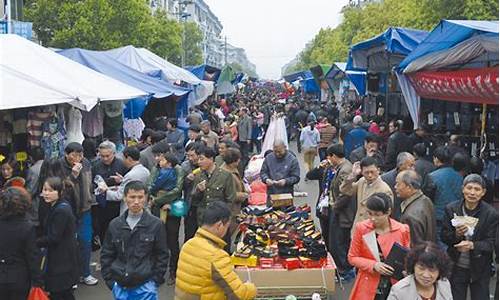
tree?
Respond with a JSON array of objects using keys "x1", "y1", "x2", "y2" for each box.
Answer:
[
  {"x1": 24, "y1": 0, "x2": 183, "y2": 61},
  {"x1": 284, "y1": 0, "x2": 499, "y2": 74},
  {"x1": 182, "y1": 21, "x2": 203, "y2": 66}
]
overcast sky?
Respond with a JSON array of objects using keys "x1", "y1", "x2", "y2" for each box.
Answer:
[{"x1": 204, "y1": 0, "x2": 350, "y2": 79}]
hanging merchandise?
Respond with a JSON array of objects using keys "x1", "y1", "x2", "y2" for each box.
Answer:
[
  {"x1": 103, "y1": 101, "x2": 124, "y2": 146},
  {"x1": 123, "y1": 118, "x2": 146, "y2": 141},
  {"x1": 12, "y1": 108, "x2": 28, "y2": 152},
  {"x1": 41, "y1": 114, "x2": 66, "y2": 159},
  {"x1": 82, "y1": 105, "x2": 104, "y2": 138},
  {"x1": 27, "y1": 111, "x2": 54, "y2": 148},
  {"x1": 0, "y1": 112, "x2": 13, "y2": 152},
  {"x1": 65, "y1": 107, "x2": 85, "y2": 144}
]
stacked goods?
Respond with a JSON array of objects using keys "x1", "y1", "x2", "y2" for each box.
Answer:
[{"x1": 231, "y1": 204, "x2": 328, "y2": 270}]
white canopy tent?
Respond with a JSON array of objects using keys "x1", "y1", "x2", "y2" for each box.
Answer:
[
  {"x1": 0, "y1": 34, "x2": 147, "y2": 111},
  {"x1": 104, "y1": 46, "x2": 214, "y2": 107}
]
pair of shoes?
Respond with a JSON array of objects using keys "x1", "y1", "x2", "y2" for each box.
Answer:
[
  {"x1": 80, "y1": 275, "x2": 99, "y2": 286},
  {"x1": 167, "y1": 275, "x2": 176, "y2": 286}
]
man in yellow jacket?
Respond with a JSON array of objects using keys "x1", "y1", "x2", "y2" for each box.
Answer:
[{"x1": 175, "y1": 201, "x2": 257, "y2": 299}]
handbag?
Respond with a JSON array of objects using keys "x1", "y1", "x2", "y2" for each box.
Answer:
[{"x1": 27, "y1": 287, "x2": 49, "y2": 300}]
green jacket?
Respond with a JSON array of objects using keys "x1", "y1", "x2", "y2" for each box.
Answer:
[
  {"x1": 191, "y1": 166, "x2": 237, "y2": 221},
  {"x1": 148, "y1": 165, "x2": 184, "y2": 217}
]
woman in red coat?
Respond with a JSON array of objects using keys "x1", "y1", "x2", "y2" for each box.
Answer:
[{"x1": 348, "y1": 193, "x2": 411, "y2": 300}]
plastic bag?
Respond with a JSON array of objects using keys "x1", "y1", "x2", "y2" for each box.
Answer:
[
  {"x1": 112, "y1": 281, "x2": 158, "y2": 300},
  {"x1": 249, "y1": 180, "x2": 267, "y2": 206},
  {"x1": 170, "y1": 199, "x2": 188, "y2": 217},
  {"x1": 28, "y1": 287, "x2": 49, "y2": 300}
]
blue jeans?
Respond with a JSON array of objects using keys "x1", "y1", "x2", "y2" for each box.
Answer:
[
  {"x1": 112, "y1": 280, "x2": 158, "y2": 300},
  {"x1": 77, "y1": 210, "x2": 93, "y2": 277}
]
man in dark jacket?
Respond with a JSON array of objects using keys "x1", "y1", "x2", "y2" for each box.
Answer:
[
  {"x1": 92, "y1": 141, "x2": 128, "y2": 243},
  {"x1": 381, "y1": 152, "x2": 415, "y2": 220},
  {"x1": 101, "y1": 181, "x2": 169, "y2": 297},
  {"x1": 260, "y1": 139, "x2": 300, "y2": 197},
  {"x1": 412, "y1": 143, "x2": 435, "y2": 180},
  {"x1": 325, "y1": 144, "x2": 355, "y2": 281},
  {"x1": 349, "y1": 133, "x2": 384, "y2": 166},
  {"x1": 396, "y1": 170, "x2": 436, "y2": 246},
  {"x1": 442, "y1": 174, "x2": 498, "y2": 300},
  {"x1": 182, "y1": 142, "x2": 202, "y2": 242},
  {"x1": 384, "y1": 120, "x2": 412, "y2": 171},
  {"x1": 237, "y1": 107, "x2": 253, "y2": 167}
]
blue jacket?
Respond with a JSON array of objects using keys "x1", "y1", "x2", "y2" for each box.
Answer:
[
  {"x1": 427, "y1": 167, "x2": 463, "y2": 221},
  {"x1": 150, "y1": 167, "x2": 177, "y2": 196},
  {"x1": 343, "y1": 127, "x2": 367, "y2": 157}
]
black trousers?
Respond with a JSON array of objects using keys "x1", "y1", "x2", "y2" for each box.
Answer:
[
  {"x1": 328, "y1": 212, "x2": 352, "y2": 273},
  {"x1": 166, "y1": 215, "x2": 181, "y2": 277},
  {"x1": 0, "y1": 285, "x2": 29, "y2": 300},
  {"x1": 238, "y1": 141, "x2": 251, "y2": 166},
  {"x1": 49, "y1": 289, "x2": 75, "y2": 300},
  {"x1": 317, "y1": 209, "x2": 330, "y2": 251},
  {"x1": 184, "y1": 206, "x2": 198, "y2": 242},
  {"x1": 450, "y1": 266, "x2": 490, "y2": 300},
  {"x1": 96, "y1": 201, "x2": 121, "y2": 241}
]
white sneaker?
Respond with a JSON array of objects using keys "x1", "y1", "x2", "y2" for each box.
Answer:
[{"x1": 81, "y1": 275, "x2": 99, "y2": 286}]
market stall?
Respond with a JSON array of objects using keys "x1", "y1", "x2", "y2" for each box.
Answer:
[
  {"x1": 232, "y1": 203, "x2": 336, "y2": 299},
  {"x1": 0, "y1": 34, "x2": 149, "y2": 157},
  {"x1": 346, "y1": 27, "x2": 428, "y2": 125},
  {"x1": 396, "y1": 20, "x2": 499, "y2": 204}
]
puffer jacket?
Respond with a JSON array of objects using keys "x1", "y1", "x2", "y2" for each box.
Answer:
[{"x1": 175, "y1": 228, "x2": 257, "y2": 300}]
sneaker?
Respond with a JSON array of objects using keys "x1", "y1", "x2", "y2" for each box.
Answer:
[
  {"x1": 72, "y1": 284, "x2": 78, "y2": 290},
  {"x1": 81, "y1": 275, "x2": 99, "y2": 286}
]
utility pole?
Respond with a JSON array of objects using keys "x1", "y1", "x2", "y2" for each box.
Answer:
[{"x1": 224, "y1": 36, "x2": 228, "y2": 66}]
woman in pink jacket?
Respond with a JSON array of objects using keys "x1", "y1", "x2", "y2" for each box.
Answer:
[{"x1": 348, "y1": 193, "x2": 411, "y2": 300}]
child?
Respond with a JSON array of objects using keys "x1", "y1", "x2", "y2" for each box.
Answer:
[{"x1": 150, "y1": 153, "x2": 179, "y2": 196}]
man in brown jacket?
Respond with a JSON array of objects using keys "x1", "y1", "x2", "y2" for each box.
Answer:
[
  {"x1": 340, "y1": 156, "x2": 393, "y2": 228},
  {"x1": 396, "y1": 170, "x2": 437, "y2": 246}
]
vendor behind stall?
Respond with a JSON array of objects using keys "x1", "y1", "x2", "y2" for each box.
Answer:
[{"x1": 260, "y1": 139, "x2": 300, "y2": 197}]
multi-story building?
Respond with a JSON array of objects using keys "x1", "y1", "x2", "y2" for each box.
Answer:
[
  {"x1": 150, "y1": 0, "x2": 256, "y2": 74},
  {"x1": 183, "y1": 0, "x2": 224, "y2": 67}
]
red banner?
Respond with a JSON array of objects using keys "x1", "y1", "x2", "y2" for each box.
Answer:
[{"x1": 408, "y1": 67, "x2": 499, "y2": 105}]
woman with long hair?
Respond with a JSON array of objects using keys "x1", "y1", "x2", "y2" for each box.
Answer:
[
  {"x1": 37, "y1": 177, "x2": 79, "y2": 300},
  {"x1": 348, "y1": 192, "x2": 411, "y2": 300}
]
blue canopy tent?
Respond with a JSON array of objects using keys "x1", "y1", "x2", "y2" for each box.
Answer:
[
  {"x1": 299, "y1": 77, "x2": 320, "y2": 94},
  {"x1": 283, "y1": 70, "x2": 313, "y2": 83},
  {"x1": 185, "y1": 64, "x2": 221, "y2": 82},
  {"x1": 57, "y1": 48, "x2": 190, "y2": 118},
  {"x1": 325, "y1": 62, "x2": 367, "y2": 96},
  {"x1": 396, "y1": 20, "x2": 499, "y2": 128},
  {"x1": 348, "y1": 27, "x2": 429, "y2": 72},
  {"x1": 346, "y1": 27, "x2": 428, "y2": 126}
]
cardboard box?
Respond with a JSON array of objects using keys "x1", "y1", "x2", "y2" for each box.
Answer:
[
  {"x1": 235, "y1": 255, "x2": 336, "y2": 296},
  {"x1": 270, "y1": 193, "x2": 294, "y2": 207}
]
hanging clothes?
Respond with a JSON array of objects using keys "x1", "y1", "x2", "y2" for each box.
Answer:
[
  {"x1": 0, "y1": 111, "x2": 13, "y2": 148},
  {"x1": 82, "y1": 105, "x2": 104, "y2": 138},
  {"x1": 27, "y1": 111, "x2": 54, "y2": 148},
  {"x1": 123, "y1": 118, "x2": 146, "y2": 141},
  {"x1": 41, "y1": 116, "x2": 66, "y2": 159},
  {"x1": 103, "y1": 101, "x2": 124, "y2": 146},
  {"x1": 65, "y1": 107, "x2": 85, "y2": 144}
]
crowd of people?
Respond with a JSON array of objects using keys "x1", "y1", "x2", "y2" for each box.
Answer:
[{"x1": 0, "y1": 83, "x2": 497, "y2": 300}]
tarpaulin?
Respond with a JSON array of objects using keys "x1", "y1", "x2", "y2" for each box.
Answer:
[
  {"x1": 399, "y1": 20, "x2": 499, "y2": 72},
  {"x1": 408, "y1": 67, "x2": 499, "y2": 105},
  {"x1": 349, "y1": 27, "x2": 428, "y2": 72}
]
